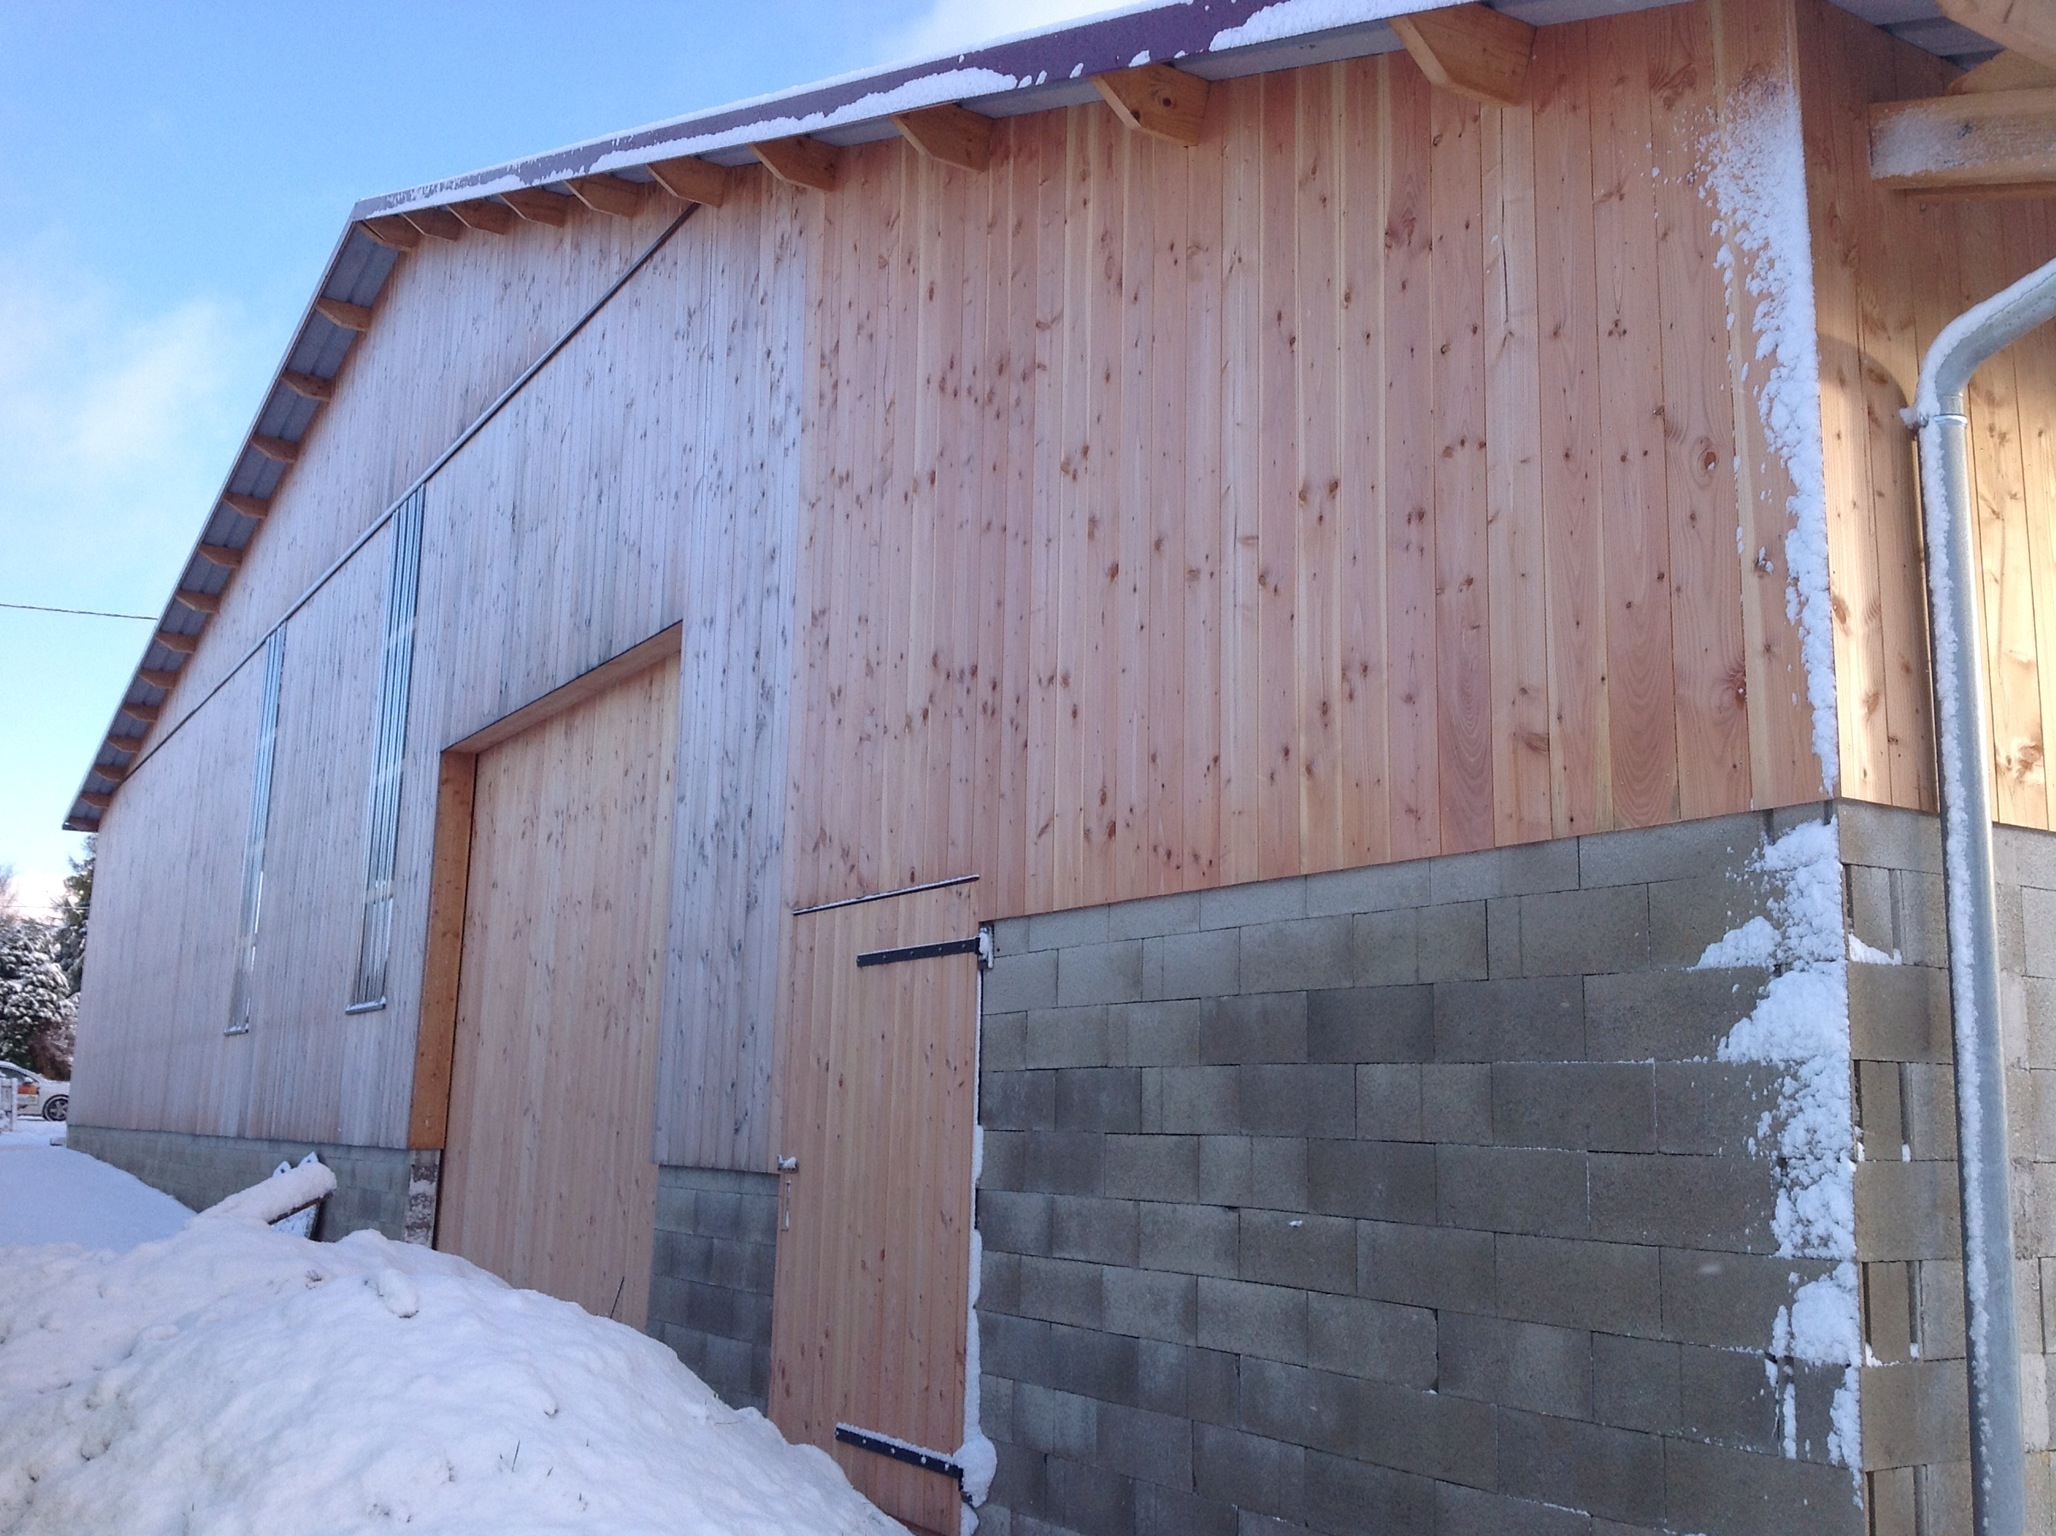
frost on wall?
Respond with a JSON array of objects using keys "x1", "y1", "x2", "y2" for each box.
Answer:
[
  {"x1": 1706, "y1": 68, "x2": 1840, "y2": 796},
  {"x1": 1695, "y1": 817, "x2": 1861, "y2": 1479}
]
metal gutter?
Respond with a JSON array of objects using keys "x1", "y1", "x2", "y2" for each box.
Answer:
[{"x1": 1909, "y1": 254, "x2": 2056, "y2": 1536}]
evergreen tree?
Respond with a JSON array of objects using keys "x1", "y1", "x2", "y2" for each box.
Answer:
[
  {"x1": 0, "y1": 920, "x2": 72, "y2": 1075},
  {"x1": 51, "y1": 838, "x2": 93, "y2": 993}
]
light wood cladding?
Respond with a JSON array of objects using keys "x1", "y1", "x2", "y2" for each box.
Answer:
[
  {"x1": 786, "y1": 9, "x2": 1817, "y2": 918},
  {"x1": 1799, "y1": 0, "x2": 2056, "y2": 825},
  {"x1": 768, "y1": 883, "x2": 979, "y2": 1536},
  {"x1": 436, "y1": 654, "x2": 679, "y2": 1329},
  {"x1": 77, "y1": 177, "x2": 806, "y2": 1163}
]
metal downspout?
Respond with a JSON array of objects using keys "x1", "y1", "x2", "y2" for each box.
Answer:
[{"x1": 1910, "y1": 255, "x2": 2056, "y2": 1536}]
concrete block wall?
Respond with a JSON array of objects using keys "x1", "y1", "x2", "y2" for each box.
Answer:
[
  {"x1": 646, "y1": 1165, "x2": 778, "y2": 1413},
  {"x1": 66, "y1": 1123, "x2": 412, "y2": 1239},
  {"x1": 1841, "y1": 803, "x2": 2056, "y2": 1531},
  {"x1": 973, "y1": 805, "x2": 1873, "y2": 1536}
]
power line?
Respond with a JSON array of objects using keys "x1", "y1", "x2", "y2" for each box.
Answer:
[{"x1": 0, "y1": 600, "x2": 155, "y2": 622}]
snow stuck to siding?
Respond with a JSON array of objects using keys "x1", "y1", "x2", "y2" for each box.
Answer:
[
  {"x1": 1706, "y1": 71, "x2": 1840, "y2": 795},
  {"x1": 1694, "y1": 817, "x2": 1860, "y2": 1477}
]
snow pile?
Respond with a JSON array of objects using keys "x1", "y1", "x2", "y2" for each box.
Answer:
[
  {"x1": 0, "y1": 1147, "x2": 186, "y2": 1252},
  {"x1": 0, "y1": 1171, "x2": 899, "y2": 1535},
  {"x1": 1694, "y1": 817, "x2": 1861, "y2": 1477},
  {"x1": 1706, "y1": 71, "x2": 1839, "y2": 795}
]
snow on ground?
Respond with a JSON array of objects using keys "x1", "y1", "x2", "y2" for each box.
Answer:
[
  {"x1": 0, "y1": 1157, "x2": 900, "y2": 1535},
  {"x1": 0, "y1": 1119, "x2": 68, "y2": 1149},
  {"x1": 0, "y1": 1145, "x2": 186, "y2": 1251}
]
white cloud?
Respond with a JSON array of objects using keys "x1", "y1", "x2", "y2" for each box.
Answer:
[{"x1": 885, "y1": 0, "x2": 1133, "y2": 63}]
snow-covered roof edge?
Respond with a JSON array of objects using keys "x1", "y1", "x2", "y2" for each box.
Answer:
[{"x1": 352, "y1": 0, "x2": 1456, "y2": 218}]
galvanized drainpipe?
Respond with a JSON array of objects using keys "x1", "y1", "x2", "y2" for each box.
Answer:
[{"x1": 1910, "y1": 255, "x2": 2056, "y2": 1536}]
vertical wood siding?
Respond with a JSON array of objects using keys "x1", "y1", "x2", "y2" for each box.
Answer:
[
  {"x1": 786, "y1": 6, "x2": 1817, "y2": 919},
  {"x1": 77, "y1": 181, "x2": 807, "y2": 1161},
  {"x1": 1800, "y1": 0, "x2": 2056, "y2": 824}
]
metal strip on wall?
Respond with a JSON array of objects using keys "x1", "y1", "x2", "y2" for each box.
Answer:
[
  {"x1": 348, "y1": 487, "x2": 425, "y2": 1011},
  {"x1": 226, "y1": 628, "x2": 287, "y2": 1035}
]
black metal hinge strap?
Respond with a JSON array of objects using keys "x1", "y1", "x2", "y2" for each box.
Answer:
[
  {"x1": 855, "y1": 935, "x2": 982, "y2": 968},
  {"x1": 833, "y1": 1423, "x2": 964, "y2": 1481}
]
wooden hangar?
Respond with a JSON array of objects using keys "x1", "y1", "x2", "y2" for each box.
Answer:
[{"x1": 62, "y1": 0, "x2": 2056, "y2": 1531}]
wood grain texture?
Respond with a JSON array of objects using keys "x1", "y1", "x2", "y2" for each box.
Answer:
[
  {"x1": 782, "y1": 16, "x2": 1825, "y2": 915},
  {"x1": 437, "y1": 655, "x2": 679, "y2": 1329},
  {"x1": 1798, "y1": 0, "x2": 2056, "y2": 825},
  {"x1": 767, "y1": 883, "x2": 978, "y2": 1536}
]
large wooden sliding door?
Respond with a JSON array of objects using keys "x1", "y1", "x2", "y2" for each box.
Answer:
[
  {"x1": 771, "y1": 882, "x2": 981, "y2": 1536},
  {"x1": 437, "y1": 652, "x2": 679, "y2": 1329}
]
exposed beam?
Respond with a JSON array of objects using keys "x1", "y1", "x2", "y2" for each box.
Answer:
[
  {"x1": 1937, "y1": 0, "x2": 2056, "y2": 73},
  {"x1": 173, "y1": 590, "x2": 222, "y2": 616},
  {"x1": 449, "y1": 197, "x2": 515, "y2": 234},
  {"x1": 890, "y1": 105, "x2": 994, "y2": 171},
  {"x1": 402, "y1": 205, "x2": 466, "y2": 241},
  {"x1": 502, "y1": 186, "x2": 574, "y2": 226},
  {"x1": 750, "y1": 136, "x2": 843, "y2": 191},
  {"x1": 1951, "y1": 50, "x2": 2056, "y2": 94},
  {"x1": 90, "y1": 761, "x2": 128, "y2": 782},
  {"x1": 138, "y1": 668, "x2": 180, "y2": 690},
  {"x1": 566, "y1": 175, "x2": 653, "y2": 217},
  {"x1": 1390, "y1": 3, "x2": 1535, "y2": 108},
  {"x1": 78, "y1": 792, "x2": 113, "y2": 812},
  {"x1": 195, "y1": 543, "x2": 244, "y2": 569},
  {"x1": 1872, "y1": 87, "x2": 2056, "y2": 192},
  {"x1": 314, "y1": 296, "x2": 374, "y2": 332},
  {"x1": 222, "y1": 493, "x2": 270, "y2": 520},
  {"x1": 154, "y1": 631, "x2": 200, "y2": 655},
  {"x1": 119, "y1": 701, "x2": 162, "y2": 726},
  {"x1": 249, "y1": 434, "x2": 300, "y2": 464},
  {"x1": 1091, "y1": 64, "x2": 1211, "y2": 147},
  {"x1": 646, "y1": 155, "x2": 732, "y2": 206},
  {"x1": 279, "y1": 370, "x2": 333, "y2": 402},
  {"x1": 357, "y1": 215, "x2": 421, "y2": 251}
]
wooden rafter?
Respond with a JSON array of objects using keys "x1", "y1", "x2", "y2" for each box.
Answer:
[
  {"x1": 314, "y1": 296, "x2": 374, "y2": 331},
  {"x1": 154, "y1": 631, "x2": 200, "y2": 656},
  {"x1": 223, "y1": 493, "x2": 270, "y2": 520},
  {"x1": 646, "y1": 155, "x2": 732, "y2": 206},
  {"x1": 119, "y1": 701, "x2": 162, "y2": 726},
  {"x1": 403, "y1": 205, "x2": 466, "y2": 241},
  {"x1": 1938, "y1": 0, "x2": 2056, "y2": 72},
  {"x1": 138, "y1": 668, "x2": 179, "y2": 690},
  {"x1": 567, "y1": 175, "x2": 652, "y2": 217},
  {"x1": 280, "y1": 370, "x2": 333, "y2": 402},
  {"x1": 1092, "y1": 64, "x2": 1211, "y2": 146},
  {"x1": 1951, "y1": 50, "x2": 2056, "y2": 94},
  {"x1": 502, "y1": 186, "x2": 574, "y2": 226},
  {"x1": 90, "y1": 761, "x2": 128, "y2": 782},
  {"x1": 173, "y1": 590, "x2": 222, "y2": 616},
  {"x1": 450, "y1": 197, "x2": 515, "y2": 234},
  {"x1": 1872, "y1": 87, "x2": 2056, "y2": 192},
  {"x1": 358, "y1": 215, "x2": 421, "y2": 251},
  {"x1": 1390, "y1": 3, "x2": 1535, "y2": 107},
  {"x1": 750, "y1": 136, "x2": 843, "y2": 191},
  {"x1": 249, "y1": 434, "x2": 299, "y2": 464},
  {"x1": 890, "y1": 105, "x2": 994, "y2": 171},
  {"x1": 195, "y1": 543, "x2": 244, "y2": 569},
  {"x1": 78, "y1": 791, "x2": 113, "y2": 812}
]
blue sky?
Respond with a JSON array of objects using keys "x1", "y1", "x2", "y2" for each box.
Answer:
[{"x1": 0, "y1": 0, "x2": 1110, "y2": 917}]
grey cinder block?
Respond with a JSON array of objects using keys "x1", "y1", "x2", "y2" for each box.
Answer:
[
  {"x1": 1306, "y1": 984, "x2": 1435, "y2": 1063},
  {"x1": 1237, "y1": 1355, "x2": 1359, "y2": 1457},
  {"x1": 1579, "y1": 811, "x2": 1764, "y2": 889},
  {"x1": 1663, "y1": 1432, "x2": 1867, "y2": 1536},
  {"x1": 1199, "y1": 878, "x2": 1308, "y2": 931},
  {"x1": 1517, "y1": 885, "x2": 1650, "y2": 976},
  {"x1": 1434, "y1": 977, "x2": 1584, "y2": 1063},
  {"x1": 1201, "y1": 993, "x2": 1308, "y2": 1065},
  {"x1": 1438, "y1": 1145, "x2": 1590, "y2": 1239},
  {"x1": 1849, "y1": 963, "x2": 1952, "y2": 1063},
  {"x1": 1103, "y1": 1267, "x2": 1197, "y2": 1344},
  {"x1": 1496, "y1": 1234, "x2": 1660, "y2": 1334},
  {"x1": 1497, "y1": 1409, "x2": 1665, "y2": 1527},
  {"x1": 1360, "y1": 1219, "x2": 1496, "y2": 1314},
  {"x1": 1051, "y1": 1195, "x2": 1140, "y2": 1265},
  {"x1": 1306, "y1": 1139, "x2": 1438, "y2": 1225},
  {"x1": 1591, "y1": 1332, "x2": 1681, "y2": 1432},
  {"x1": 1057, "y1": 1067, "x2": 1144, "y2": 1133},
  {"x1": 1589, "y1": 1151, "x2": 1777, "y2": 1253},
  {"x1": 1239, "y1": 1209, "x2": 1355, "y2": 1294},
  {"x1": 1585, "y1": 968, "x2": 1762, "y2": 1062},
  {"x1": 1240, "y1": 916, "x2": 1354, "y2": 993},
  {"x1": 1140, "y1": 1203, "x2": 1240, "y2": 1279},
  {"x1": 1433, "y1": 836, "x2": 1581, "y2": 902},
  {"x1": 989, "y1": 949, "x2": 1060, "y2": 1013},
  {"x1": 1196, "y1": 1276, "x2": 1309, "y2": 1364},
  {"x1": 1306, "y1": 1291, "x2": 1436, "y2": 1388},
  {"x1": 1659, "y1": 1248, "x2": 1838, "y2": 1350},
  {"x1": 1857, "y1": 1160, "x2": 1963, "y2": 1261},
  {"x1": 1197, "y1": 1136, "x2": 1308, "y2": 1210},
  {"x1": 1110, "y1": 890, "x2": 1203, "y2": 942},
  {"x1": 1357, "y1": 1378, "x2": 1498, "y2": 1488},
  {"x1": 1491, "y1": 1063, "x2": 1655, "y2": 1152},
  {"x1": 1239, "y1": 1064, "x2": 1354, "y2": 1138},
  {"x1": 1439, "y1": 1311, "x2": 1593, "y2": 1418},
  {"x1": 1028, "y1": 904, "x2": 1112, "y2": 953},
  {"x1": 1060, "y1": 940, "x2": 1146, "y2": 1006},
  {"x1": 1307, "y1": 1451, "x2": 1438, "y2": 1535},
  {"x1": 1305, "y1": 858, "x2": 1432, "y2": 918},
  {"x1": 1022, "y1": 1006, "x2": 1112, "y2": 1070},
  {"x1": 1103, "y1": 1134, "x2": 1199, "y2": 1203},
  {"x1": 1417, "y1": 901, "x2": 1489, "y2": 983},
  {"x1": 1143, "y1": 929, "x2": 1241, "y2": 1002},
  {"x1": 1122, "y1": 999, "x2": 1203, "y2": 1067}
]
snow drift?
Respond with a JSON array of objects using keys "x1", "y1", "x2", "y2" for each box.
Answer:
[{"x1": 0, "y1": 1163, "x2": 899, "y2": 1535}]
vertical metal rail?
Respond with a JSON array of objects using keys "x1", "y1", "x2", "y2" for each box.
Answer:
[
  {"x1": 1910, "y1": 254, "x2": 2056, "y2": 1536},
  {"x1": 226, "y1": 628, "x2": 288, "y2": 1035},
  {"x1": 349, "y1": 487, "x2": 426, "y2": 1011}
]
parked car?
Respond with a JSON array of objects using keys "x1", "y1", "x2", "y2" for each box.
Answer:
[{"x1": 0, "y1": 1062, "x2": 68, "y2": 1121}]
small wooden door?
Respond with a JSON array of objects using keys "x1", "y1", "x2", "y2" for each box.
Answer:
[
  {"x1": 436, "y1": 654, "x2": 679, "y2": 1328},
  {"x1": 771, "y1": 882, "x2": 981, "y2": 1536}
]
